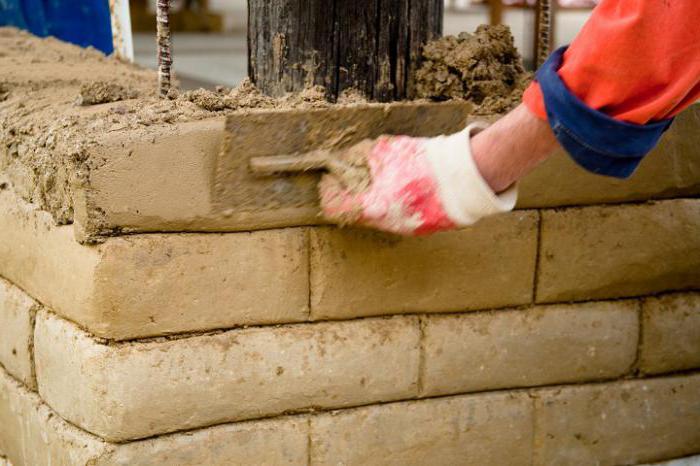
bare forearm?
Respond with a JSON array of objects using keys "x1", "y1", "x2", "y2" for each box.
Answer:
[{"x1": 471, "y1": 103, "x2": 559, "y2": 193}]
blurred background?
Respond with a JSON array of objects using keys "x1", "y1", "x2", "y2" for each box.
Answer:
[
  {"x1": 0, "y1": 0, "x2": 598, "y2": 90},
  {"x1": 129, "y1": 0, "x2": 596, "y2": 89}
]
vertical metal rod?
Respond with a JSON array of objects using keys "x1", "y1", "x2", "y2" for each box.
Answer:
[
  {"x1": 157, "y1": 0, "x2": 172, "y2": 97},
  {"x1": 535, "y1": 0, "x2": 552, "y2": 68}
]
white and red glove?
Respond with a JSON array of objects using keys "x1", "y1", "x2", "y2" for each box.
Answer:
[{"x1": 319, "y1": 123, "x2": 518, "y2": 236}]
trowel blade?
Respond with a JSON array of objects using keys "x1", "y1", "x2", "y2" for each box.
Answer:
[{"x1": 211, "y1": 101, "x2": 473, "y2": 225}]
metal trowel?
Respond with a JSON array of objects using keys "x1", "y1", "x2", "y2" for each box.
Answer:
[{"x1": 210, "y1": 101, "x2": 473, "y2": 229}]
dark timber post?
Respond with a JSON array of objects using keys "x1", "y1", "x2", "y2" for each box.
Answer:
[{"x1": 248, "y1": 0, "x2": 443, "y2": 102}]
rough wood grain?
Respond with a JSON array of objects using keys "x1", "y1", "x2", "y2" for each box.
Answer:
[{"x1": 248, "y1": 0, "x2": 444, "y2": 101}]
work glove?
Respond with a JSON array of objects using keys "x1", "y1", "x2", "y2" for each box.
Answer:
[{"x1": 319, "y1": 122, "x2": 518, "y2": 236}]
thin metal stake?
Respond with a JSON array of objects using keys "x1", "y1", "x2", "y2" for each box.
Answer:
[
  {"x1": 157, "y1": 0, "x2": 172, "y2": 97},
  {"x1": 535, "y1": 0, "x2": 552, "y2": 68}
]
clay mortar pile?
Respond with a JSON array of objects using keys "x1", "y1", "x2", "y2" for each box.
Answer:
[{"x1": 415, "y1": 24, "x2": 530, "y2": 114}]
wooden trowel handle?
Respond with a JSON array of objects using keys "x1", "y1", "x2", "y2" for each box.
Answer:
[{"x1": 249, "y1": 149, "x2": 333, "y2": 175}]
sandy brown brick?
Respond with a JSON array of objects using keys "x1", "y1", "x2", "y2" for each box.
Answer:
[
  {"x1": 35, "y1": 310, "x2": 419, "y2": 441},
  {"x1": 99, "y1": 416, "x2": 308, "y2": 466},
  {"x1": 422, "y1": 301, "x2": 639, "y2": 396},
  {"x1": 0, "y1": 278, "x2": 37, "y2": 390},
  {"x1": 533, "y1": 374, "x2": 700, "y2": 466},
  {"x1": 0, "y1": 187, "x2": 309, "y2": 340},
  {"x1": 0, "y1": 367, "x2": 108, "y2": 466},
  {"x1": 537, "y1": 200, "x2": 700, "y2": 303},
  {"x1": 639, "y1": 292, "x2": 700, "y2": 375},
  {"x1": 310, "y1": 211, "x2": 538, "y2": 320},
  {"x1": 310, "y1": 391, "x2": 533, "y2": 466},
  {"x1": 518, "y1": 106, "x2": 700, "y2": 208},
  {"x1": 0, "y1": 365, "x2": 308, "y2": 466}
]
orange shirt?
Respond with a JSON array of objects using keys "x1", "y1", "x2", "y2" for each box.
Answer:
[{"x1": 524, "y1": 0, "x2": 700, "y2": 125}]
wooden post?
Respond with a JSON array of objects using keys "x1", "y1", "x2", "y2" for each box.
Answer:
[{"x1": 248, "y1": 0, "x2": 443, "y2": 102}]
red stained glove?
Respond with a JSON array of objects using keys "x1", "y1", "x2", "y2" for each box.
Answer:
[{"x1": 319, "y1": 123, "x2": 518, "y2": 236}]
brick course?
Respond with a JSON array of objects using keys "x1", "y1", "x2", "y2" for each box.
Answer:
[
  {"x1": 532, "y1": 374, "x2": 700, "y2": 466},
  {"x1": 537, "y1": 200, "x2": 700, "y2": 303},
  {"x1": 310, "y1": 211, "x2": 538, "y2": 320},
  {"x1": 421, "y1": 301, "x2": 639, "y2": 396},
  {"x1": 310, "y1": 391, "x2": 533, "y2": 466},
  {"x1": 0, "y1": 188, "x2": 309, "y2": 341},
  {"x1": 35, "y1": 310, "x2": 420, "y2": 441},
  {"x1": 0, "y1": 278, "x2": 37, "y2": 390},
  {"x1": 0, "y1": 366, "x2": 308, "y2": 466}
]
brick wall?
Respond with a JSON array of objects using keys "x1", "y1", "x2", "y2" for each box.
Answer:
[{"x1": 1, "y1": 108, "x2": 699, "y2": 464}]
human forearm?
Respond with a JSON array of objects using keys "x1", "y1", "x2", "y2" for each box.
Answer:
[{"x1": 471, "y1": 103, "x2": 558, "y2": 193}]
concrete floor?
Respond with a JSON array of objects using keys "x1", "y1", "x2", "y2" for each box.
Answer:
[{"x1": 133, "y1": 8, "x2": 592, "y2": 90}]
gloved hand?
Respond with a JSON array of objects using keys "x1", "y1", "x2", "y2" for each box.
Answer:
[{"x1": 319, "y1": 123, "x2": 518, "y2": 236}]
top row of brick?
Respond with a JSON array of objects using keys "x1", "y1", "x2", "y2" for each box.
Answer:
[{"x1": 60, "y1": 103, "x2": 700, "y2": 242}]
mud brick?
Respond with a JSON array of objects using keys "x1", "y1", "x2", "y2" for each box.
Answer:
[
  {"x1": 310, "y1": 211, "x2": 538, "y2": 319},
  {"x1": 0, "y1": 187, "x2": 309, "y2": 340},
  {"x1": 34, "y1": 310, "x2": 419, "y2": 441},
  {"x1": 639, "y1": 292, "x2": 700, "y2": 374},
  {"x1": 537, "y1": 200, "x2": 700, "y2": 303},
  {"x1": 0, "y1": 366, "x2": 308, "y2": 466},
  {"x1": 533, "y1": 375, "x2": 700, "y2": 466},
  {"x1": 310, "y1": 391, "x2": 533, "y2": 466},
  {"x1": 0, "y1": 278, "x2": 38, "y2": 390},
  {"x1": 422, "y1": 301, "x2": 638, "y2": 396}
]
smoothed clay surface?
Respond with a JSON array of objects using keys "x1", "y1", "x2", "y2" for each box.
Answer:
[{"x1": 0, "y1": 28, "x2": 360, "y2": 227}]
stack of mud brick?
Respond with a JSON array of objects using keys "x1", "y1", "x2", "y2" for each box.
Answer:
[{"x1": 1, "y1": 101, "x2": 700, "y2": 465}]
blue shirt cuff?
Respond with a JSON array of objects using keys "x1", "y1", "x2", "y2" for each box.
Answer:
[{"x1": 535, "y1": 47, "x2": 674, "y2": 179}]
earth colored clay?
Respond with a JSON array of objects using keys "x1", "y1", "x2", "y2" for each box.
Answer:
[
  {"x1": 180, "y1": 79, "x2": 333, "y2": 112},
  {"x1": 639, "y1": 292, "x2": 700, "y2": 375},
  {"x1": 34, "y1": 310, "x2": 420, "y2": 441},
  {"x1": 0, "y1": 278, "x2": 38, "y2": 390},
  {"x1": 0, "y1": 28, "x2": 357, "y2": 226},
  {"x1": 77, "y1": 82, "x2": 138, "y2": 106},
  {"x1": 533, "y1": 375, "x2": 700, "y2": 466},
  {"x1": 537, "y1": 200, "x2": 700, "y2": 303},
  {"x1": 415, "y1": 24, "x2": 530, "y2": 114},
  {"x1": 3, "y1": 26, "x2": 699, "y2": 242},
  {"x1": 422, "y1": 301, "x2": 639, "y2": 396}
]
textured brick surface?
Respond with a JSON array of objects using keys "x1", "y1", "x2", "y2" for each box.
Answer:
[
  {"x1": 0, "y1": 278, "x2": 37, "y2": 390},
  {"x1": 533, "y1": 374, "x2": 700, "y2": 466},
  {"x1": 100, "y1": 417, "x2": 308, "y2": 466},
  {"x1": 0, "y1": 365, "x2": 308, "y2": 466},
  {"x1": 310, "y1": 211, "x2": 538, "y2": 319},
  {"x1": 35, "y1": 310, "x2": 420, "y2": 441},
  {"x1": 422, "y1": 301, "x2": 639, "y2": 396},
  {"x1": 518, "y1": 106, "x2": 700, "y2": 208},
  {"x1": 0, "y1": 367, "x2": 108, "y2": 466},
  {"x1": 640, "y1": 292, "x2": 700, "y2": 375},
  {"x1": 310, "y1": 392, "x2": 533, "y2": 466},
  {"x1": 0, "y1": 187, "x2": 309, "y2": 340},
  {"x1": 537, "y1": 200, "x2": 700, "y2": 303}
]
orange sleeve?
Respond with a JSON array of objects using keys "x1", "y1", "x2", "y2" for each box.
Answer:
[{"x1": 524, "y1": 0, "x2": 700, "y2": 125}]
